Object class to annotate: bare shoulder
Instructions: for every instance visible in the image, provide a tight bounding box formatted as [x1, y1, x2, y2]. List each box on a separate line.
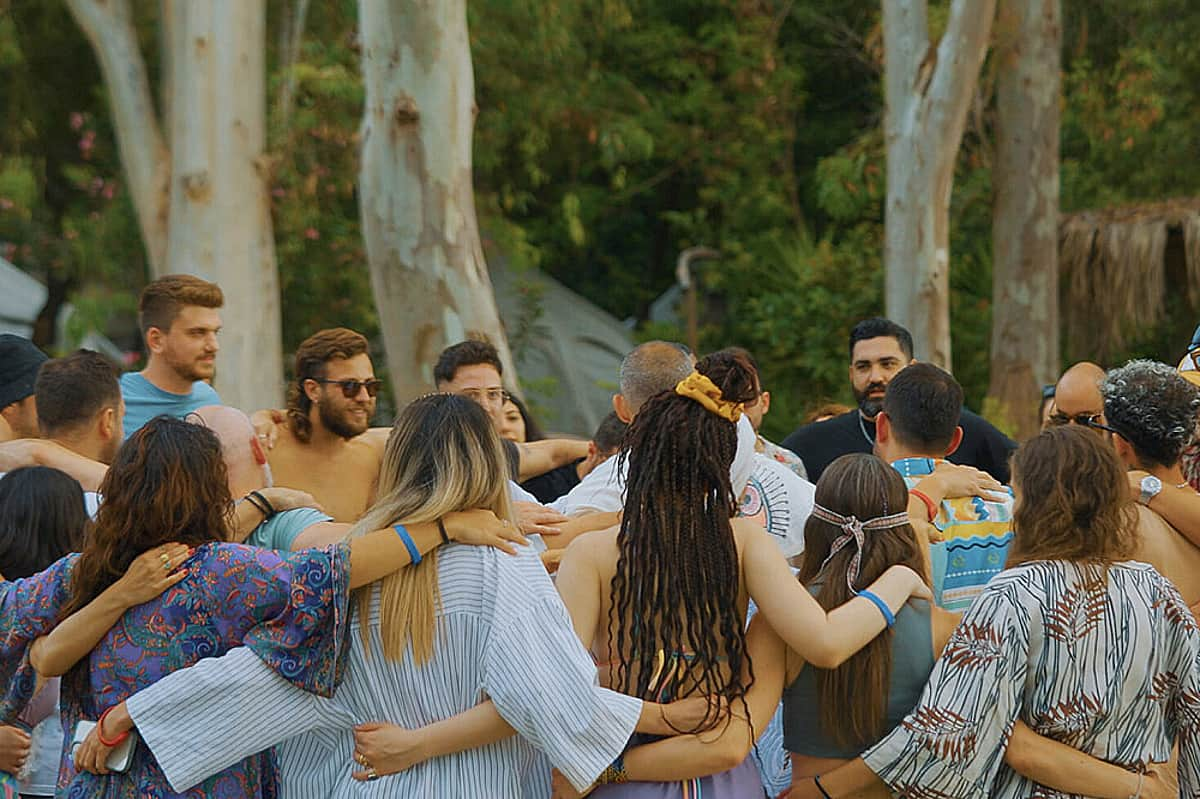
[565, 524, 620, 558]
[930, 606, 962, 657]
[361, 426, 391, 452]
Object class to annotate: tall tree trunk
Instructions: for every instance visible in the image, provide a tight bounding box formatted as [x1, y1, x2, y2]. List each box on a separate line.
[358, 0, 517, 403]
[65, 0, 170, 275]
[165, 1, 284, 413]
[67, 0, 284, 411]
[987, 0, 1061, 439]
[883, 0, 997, 368]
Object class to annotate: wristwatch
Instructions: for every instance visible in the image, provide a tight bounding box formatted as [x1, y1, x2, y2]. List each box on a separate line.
[1138, 474, 1163, 505]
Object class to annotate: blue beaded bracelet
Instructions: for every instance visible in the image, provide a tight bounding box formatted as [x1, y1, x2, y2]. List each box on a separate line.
[394, 523, 422, 565]
[856, 589, 895, 628]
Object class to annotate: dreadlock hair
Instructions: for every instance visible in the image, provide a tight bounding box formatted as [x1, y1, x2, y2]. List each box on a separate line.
[608, 350, 758, 734]
[796, 453, 925, 749]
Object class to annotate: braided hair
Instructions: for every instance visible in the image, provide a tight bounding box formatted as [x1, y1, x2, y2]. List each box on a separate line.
[608, 350, 758, 733]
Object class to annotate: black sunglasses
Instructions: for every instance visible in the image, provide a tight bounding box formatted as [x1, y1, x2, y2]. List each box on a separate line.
[308, 378, 383, 399]
[1047, 411, 1104, 428]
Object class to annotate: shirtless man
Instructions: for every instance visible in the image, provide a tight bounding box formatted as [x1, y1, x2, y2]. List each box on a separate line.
[259, 328, 388, 523]
[1098, 359, 1200, 613]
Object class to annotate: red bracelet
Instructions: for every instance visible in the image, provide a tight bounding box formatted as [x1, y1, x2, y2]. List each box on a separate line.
[96, 705, 130, 748]
[909, 488, 938, 523]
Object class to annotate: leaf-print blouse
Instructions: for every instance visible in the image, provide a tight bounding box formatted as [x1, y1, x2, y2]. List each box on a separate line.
[864, 560, 1200, 797]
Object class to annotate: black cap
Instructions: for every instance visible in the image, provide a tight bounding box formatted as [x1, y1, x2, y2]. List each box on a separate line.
[0, 335, 48, 409]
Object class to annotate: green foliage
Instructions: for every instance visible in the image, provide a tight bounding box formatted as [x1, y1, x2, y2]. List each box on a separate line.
[2, 0, 1198, 433]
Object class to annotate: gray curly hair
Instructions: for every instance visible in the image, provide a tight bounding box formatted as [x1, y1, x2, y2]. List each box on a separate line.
[1101, 359, 1200, 468]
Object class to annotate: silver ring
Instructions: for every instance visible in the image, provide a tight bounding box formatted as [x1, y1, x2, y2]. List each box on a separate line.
[366, 767, 379, 781]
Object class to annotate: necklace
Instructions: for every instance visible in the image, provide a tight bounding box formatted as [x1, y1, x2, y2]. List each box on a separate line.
[858, 413, 874, 445]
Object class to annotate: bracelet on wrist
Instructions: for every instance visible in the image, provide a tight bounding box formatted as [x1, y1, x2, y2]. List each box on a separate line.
[814, 774, 834, 799]
[437, 518, 450, 545]
[394, 523, 422, 565]
[856, 589, 896, 628]
[909, 488, 938, 523]
[247, 490, 277, 520]
[96, 706, 130, 748]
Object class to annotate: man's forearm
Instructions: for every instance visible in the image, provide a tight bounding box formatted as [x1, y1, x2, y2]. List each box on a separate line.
[1, 440, 107, 492]
[516, 439, 590, 481]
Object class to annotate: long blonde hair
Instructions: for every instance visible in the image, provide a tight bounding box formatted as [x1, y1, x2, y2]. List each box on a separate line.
[348, 393, 515, 663]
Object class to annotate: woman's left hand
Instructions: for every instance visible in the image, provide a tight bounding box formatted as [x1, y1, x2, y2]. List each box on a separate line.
[73, 723, 115, 775]
[350, 722, 429, 781]
[442, 509, 529, 555]
[113, 544, 192, 607]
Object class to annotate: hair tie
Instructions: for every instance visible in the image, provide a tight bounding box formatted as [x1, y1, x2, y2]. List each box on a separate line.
[811, 503, 911, 593]
[674, 371, 743, 422]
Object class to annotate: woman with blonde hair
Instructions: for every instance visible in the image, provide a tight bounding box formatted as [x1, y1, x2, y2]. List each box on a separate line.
[90, 394, 708, 797]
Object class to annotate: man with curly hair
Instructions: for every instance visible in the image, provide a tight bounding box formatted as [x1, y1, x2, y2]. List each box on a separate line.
[1100, 359, 1200, 617]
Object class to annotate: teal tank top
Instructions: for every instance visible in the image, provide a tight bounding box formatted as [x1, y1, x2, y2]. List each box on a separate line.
[783, 590, 935, 759]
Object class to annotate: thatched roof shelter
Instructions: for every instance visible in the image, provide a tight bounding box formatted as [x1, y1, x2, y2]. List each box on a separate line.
[1059, 197, 1200, 362]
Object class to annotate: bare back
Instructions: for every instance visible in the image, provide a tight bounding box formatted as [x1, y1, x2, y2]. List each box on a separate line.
[267, 426, 387, 523]
[575, 520, 753, 701]
[1134, 504, 1200, 609]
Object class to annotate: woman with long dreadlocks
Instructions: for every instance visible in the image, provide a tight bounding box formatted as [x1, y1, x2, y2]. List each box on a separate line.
[544, 351, 930, 797]
[585, 452, 1176, 799]
[245, 352, 927, 795]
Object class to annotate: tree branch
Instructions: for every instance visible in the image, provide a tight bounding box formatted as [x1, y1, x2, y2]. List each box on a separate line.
[926, 0, 998, 177]
[66, 0, 170, 274]
[882, 0, 930, 136]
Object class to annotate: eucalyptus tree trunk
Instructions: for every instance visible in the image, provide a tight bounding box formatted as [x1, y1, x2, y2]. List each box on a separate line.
[164, 1, 283, 414]
[987, 0, 1061, 440]
[65, 0, 284, 411]
[358, 0, 517, 403]
[883, 0, 997, 369]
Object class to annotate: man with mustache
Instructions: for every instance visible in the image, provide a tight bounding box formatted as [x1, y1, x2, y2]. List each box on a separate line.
[261, 327, 389, 523]
[782, 317, 1016, 484]
[120, 274, 223, 437]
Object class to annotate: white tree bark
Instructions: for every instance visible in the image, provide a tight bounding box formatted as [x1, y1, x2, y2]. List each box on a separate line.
[65, 0, 170, 275]
[358, 0, 518, 403]
[164, 1, 284, 413]
[66, 0, 284, 412]
[987, 0, 1061, 439]
[883, 0, 997, 368]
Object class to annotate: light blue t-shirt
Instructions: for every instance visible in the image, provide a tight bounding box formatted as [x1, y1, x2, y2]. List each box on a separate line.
[244, 507, 333, 551]
[119, 372, 221, 438]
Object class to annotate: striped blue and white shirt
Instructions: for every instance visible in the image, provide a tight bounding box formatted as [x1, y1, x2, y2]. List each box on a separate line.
[126, 544, 641, 797]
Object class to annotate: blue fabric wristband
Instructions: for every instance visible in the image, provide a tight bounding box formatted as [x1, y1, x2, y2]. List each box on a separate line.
[394, 523, 422, 565]
[856, 589, 895, 628]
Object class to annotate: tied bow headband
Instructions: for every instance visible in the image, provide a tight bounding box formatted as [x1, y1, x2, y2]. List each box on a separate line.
[811, 504, 911, 594]
[674, 371, 743, 423]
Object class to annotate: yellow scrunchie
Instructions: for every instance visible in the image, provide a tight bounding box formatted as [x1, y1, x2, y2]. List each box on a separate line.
[674, 371, 743, 422]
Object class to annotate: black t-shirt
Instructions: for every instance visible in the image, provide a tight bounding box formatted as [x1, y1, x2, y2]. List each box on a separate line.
[520, 460, 583, 505]
[780, 407, 1017, 485]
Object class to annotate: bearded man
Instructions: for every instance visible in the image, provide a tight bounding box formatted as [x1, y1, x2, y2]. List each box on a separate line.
[781, 317, 1016, 484]
[263, 328, 390, 522]
[120, 274, 224, 437]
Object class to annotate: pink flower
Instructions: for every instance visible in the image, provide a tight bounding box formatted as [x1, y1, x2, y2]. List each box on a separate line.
[304, 227, 320, 240]
[0, 198, 13, 211]
[69, 112, 84, 131]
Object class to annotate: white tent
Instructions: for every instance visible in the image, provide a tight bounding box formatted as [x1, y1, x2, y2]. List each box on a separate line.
[0, 256, 124, 360]
[491, 261, 633, 437]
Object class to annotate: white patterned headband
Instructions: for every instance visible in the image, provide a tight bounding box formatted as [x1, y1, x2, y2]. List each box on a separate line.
[811, 504, 911, 593]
